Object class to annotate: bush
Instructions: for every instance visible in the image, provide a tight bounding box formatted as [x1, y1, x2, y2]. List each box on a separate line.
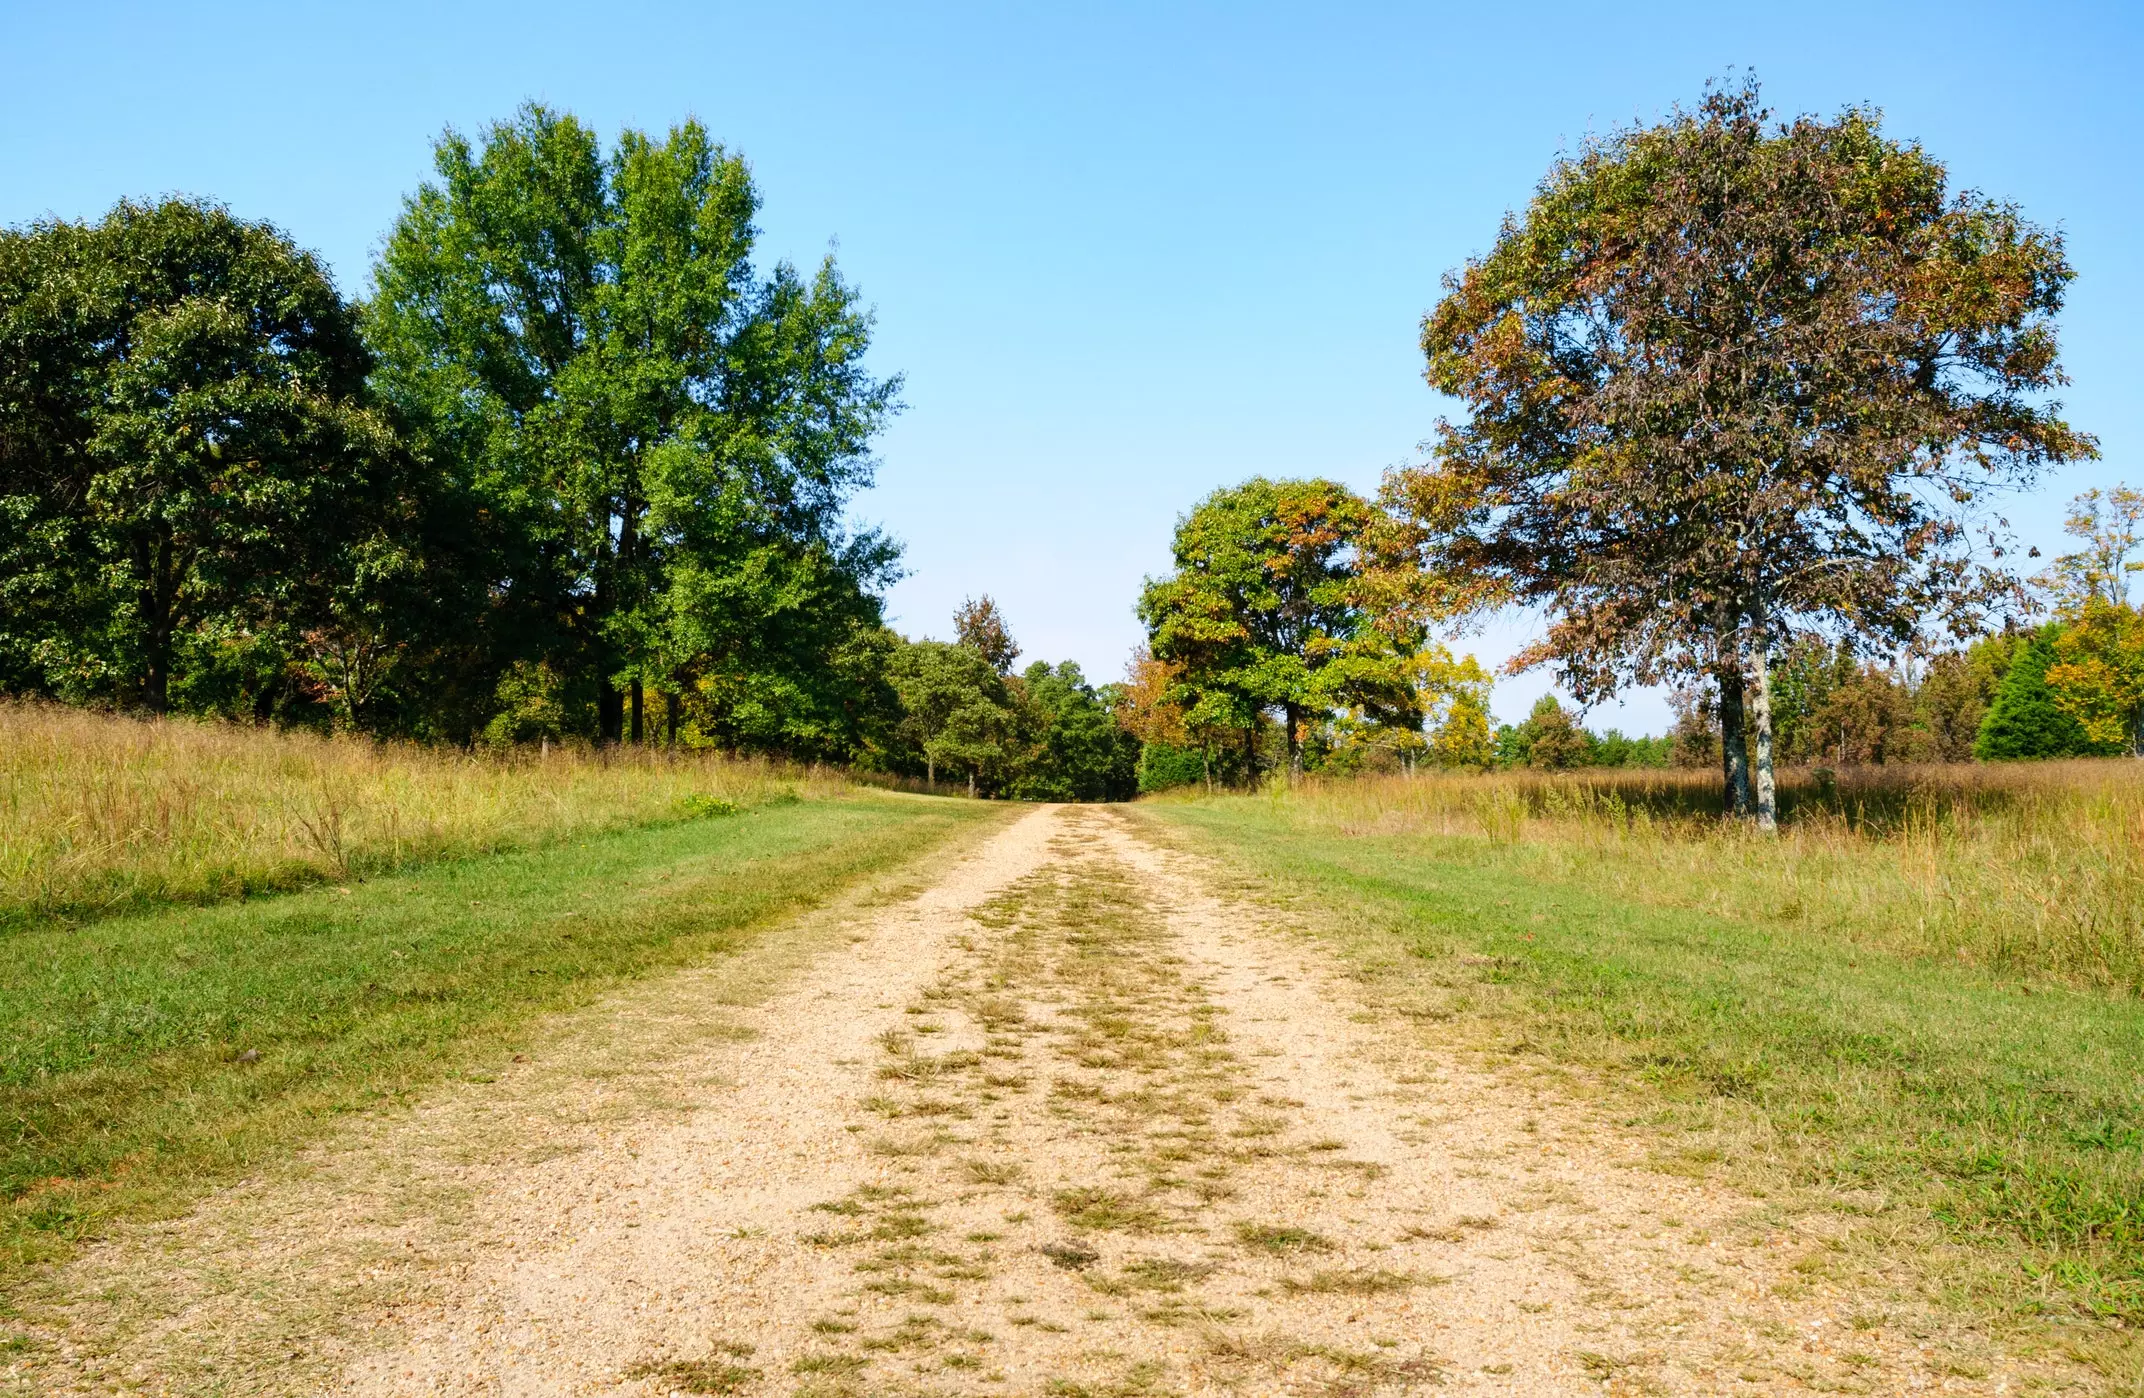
[1138, 742, 1210, 793]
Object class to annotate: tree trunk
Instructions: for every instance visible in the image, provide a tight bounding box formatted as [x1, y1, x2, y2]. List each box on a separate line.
[665, 690, 680, 747]
[144, 647, 170, 714]
[1718, 661, 1751, 819]
[926, 754, 935, 790]
[143, 532, 174, 714]
[967, 771, 977, 799]
[598, 684, 624, 745]
[1748, 592, 1778, 832]
[1284, 703, 1301, 778]
[594, 515, 621, 744]
[629, 679, 644, 744]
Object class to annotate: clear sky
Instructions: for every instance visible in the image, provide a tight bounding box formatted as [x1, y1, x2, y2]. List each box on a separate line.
[5, 1, 2138, 729]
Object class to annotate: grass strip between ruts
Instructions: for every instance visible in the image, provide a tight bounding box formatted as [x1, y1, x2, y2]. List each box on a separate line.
[1137, 798, 2144, 1338]
[0, 789, 1002, 1293]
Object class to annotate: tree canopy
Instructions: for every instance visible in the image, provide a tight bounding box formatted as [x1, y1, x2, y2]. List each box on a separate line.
[0, 198, 407, 717]
[1138, 477, 1423, 774]
[1388, 79, 2093, 825]
[367, 103, 899, 753]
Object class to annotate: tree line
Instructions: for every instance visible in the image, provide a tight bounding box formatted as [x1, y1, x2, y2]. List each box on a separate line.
[0, 105, 1136, 797]
[6, 84, 2133, 812]
[1119, 470, 2141, 787]
[1124, 80, 2128, 811]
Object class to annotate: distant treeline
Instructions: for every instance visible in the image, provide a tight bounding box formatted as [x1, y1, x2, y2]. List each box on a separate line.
[1484, 616, 2132, 778]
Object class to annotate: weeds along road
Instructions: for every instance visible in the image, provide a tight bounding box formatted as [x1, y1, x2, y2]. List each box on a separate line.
[22, 806, 2070, 1396]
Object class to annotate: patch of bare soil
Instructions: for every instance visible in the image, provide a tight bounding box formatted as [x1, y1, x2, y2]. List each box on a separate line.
[13, 805, 2089, 1396]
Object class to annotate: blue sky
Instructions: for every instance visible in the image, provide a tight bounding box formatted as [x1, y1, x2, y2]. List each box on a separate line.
[5, 1, 2138, 729]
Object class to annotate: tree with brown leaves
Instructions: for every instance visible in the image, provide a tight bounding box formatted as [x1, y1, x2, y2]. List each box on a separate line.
[1387, 79, 2093, 827]
[953, 594, 1021, 674]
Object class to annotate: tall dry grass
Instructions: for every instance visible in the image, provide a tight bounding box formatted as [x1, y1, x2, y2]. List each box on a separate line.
[0, 700, 845, 927]
[1273, 760, 2144, 993]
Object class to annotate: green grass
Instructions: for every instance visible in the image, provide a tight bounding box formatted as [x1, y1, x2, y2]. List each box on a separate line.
[0, 788, 998, 1287]
[1139, 796, 2144, 1329]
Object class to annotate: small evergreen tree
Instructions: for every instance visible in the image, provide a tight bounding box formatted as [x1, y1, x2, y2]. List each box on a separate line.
[1975, 624, 2111, 759]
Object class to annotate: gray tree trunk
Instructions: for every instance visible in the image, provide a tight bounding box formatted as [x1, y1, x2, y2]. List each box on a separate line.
[1748, 592, 1778, 832]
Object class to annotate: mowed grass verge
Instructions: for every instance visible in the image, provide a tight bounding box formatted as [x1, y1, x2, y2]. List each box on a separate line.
[1135, 795, 2144, 1345]
[0, 787, 1002, 1288]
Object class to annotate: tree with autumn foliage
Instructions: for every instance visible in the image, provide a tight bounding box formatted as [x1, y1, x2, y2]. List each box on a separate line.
[953, 594, 1021, 674]
[2040, 486, 2144, 611]
[2039, 485, 2144, 755]
[1387, 79, 2094, 828]
[1138, 477, 1424, 776]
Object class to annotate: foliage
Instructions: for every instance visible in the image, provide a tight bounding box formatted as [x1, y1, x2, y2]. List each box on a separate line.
[2040, 485, 2144, 610]
[2035, 486, 2144, 756]
[1115, 646, 1257, 788]
[876, 613, 1138, 801]
[1428, 691, 1497, 769]
[1497, 696, 1585, 770]
[1762, 634, 2013, 765]
[366, 103, 899, 751]
[1136, 741, 1211, 793]
[883, 639, 1020, 793]
[1007, 661, 1140, 801]
[953, 594, 1020, 674]
[1139, 477, 1424, 774]
[2047, 601, 2144, 755]
[1389, 78, 2093, 823]
[1976, 624, 2111, 760]
[1493, 695, 1671, 771]
[0, 198, 413, 720]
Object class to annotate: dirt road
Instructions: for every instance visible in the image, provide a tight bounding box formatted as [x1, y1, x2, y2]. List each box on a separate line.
[25, 806, 2049, 1395]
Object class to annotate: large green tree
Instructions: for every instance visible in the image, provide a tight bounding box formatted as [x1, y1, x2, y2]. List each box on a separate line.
[1138, 477, 1421, 775]
[367, 104, 899, 748]
[1390, 80, 2093, 827]
[0, 198, 404, 716]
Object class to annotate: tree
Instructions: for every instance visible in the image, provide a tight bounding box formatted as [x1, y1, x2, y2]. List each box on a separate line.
[884, 639, 1020, 794]
[1428, 691, 1496, 769]
[1975, 623, 2109, 760]
[1138, 477, 1422, 776]
[367, 104, 898, 747]
[2041, 486, 2144, 610]
[1908, 646, 2006, 762]
[954, 595, 1020, 674]
[0, 198, 403, 715]
[1502, 696, 1594, 770]
[1010, 661, 1140, 801]
[1390, 79, 2093, 829]
[1117, 646, 1247, 789]
[2047, 602, 2144, 755]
